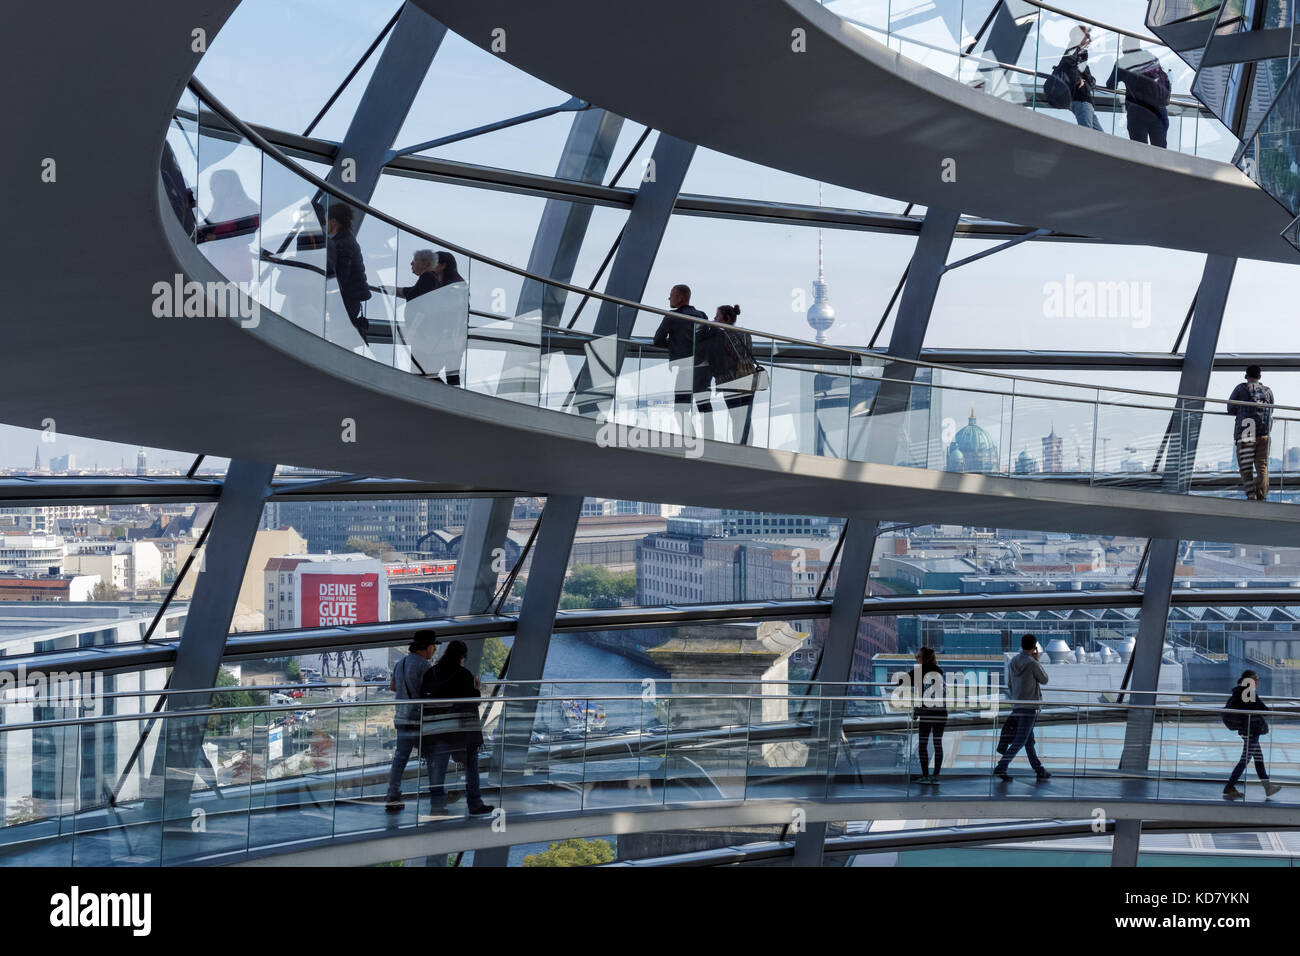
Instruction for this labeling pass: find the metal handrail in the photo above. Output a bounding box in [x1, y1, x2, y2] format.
[1, 689, 1293, 734]
[3, 675, 1266, 702]
[1017, 0, 1163, 44]
[183, 80, 1296, 420]
[838, 9, 1205, 111]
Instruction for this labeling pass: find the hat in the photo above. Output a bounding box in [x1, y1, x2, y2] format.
[409, 629, 439, 652]
[1068, 24, 1091, 48]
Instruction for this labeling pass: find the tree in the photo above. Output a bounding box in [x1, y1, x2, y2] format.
[284, 658, 301, 682]
[561, 564, 635, 609]
[345, 537, 388, 559]
[209, 668, 260, 734]
[479, 636, 508, 679]
[162, 566, 177, 586]
[90, 581, 122, 602]
[522, 838, 615, 867]
[390, 599, 423, 621]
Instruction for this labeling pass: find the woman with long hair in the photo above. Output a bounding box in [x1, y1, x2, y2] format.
[432, 250, 464, 287]
[401, 250, 468, 385]
[420, 639, 494, 815]
[1223, 669, 1282, 800]
[913, 645, 947, 785]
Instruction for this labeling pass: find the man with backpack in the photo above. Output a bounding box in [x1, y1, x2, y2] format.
[1222, 670, 1282, 800]
[1229, 365, 1275, 500]
[1106, 36, 1172, 148]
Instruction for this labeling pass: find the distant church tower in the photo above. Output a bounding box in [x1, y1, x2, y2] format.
[33, 446, 40, 472]
[806, 183, 835, 344]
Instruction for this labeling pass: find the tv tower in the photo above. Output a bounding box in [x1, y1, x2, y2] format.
[806, 182, 835, 344]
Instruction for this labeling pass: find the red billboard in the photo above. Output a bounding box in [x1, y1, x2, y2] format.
[299, 572, 380, 627]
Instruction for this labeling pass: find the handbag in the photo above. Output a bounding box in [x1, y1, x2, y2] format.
[725, 332, 769, 392]
[1044, 64, 1072, 109]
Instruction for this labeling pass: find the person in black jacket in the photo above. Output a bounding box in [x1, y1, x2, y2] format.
[387, 250, 465, 302]
[393, 249, 440, 302]
[653, 284, 710, 430]
[913, 646, 948, 784]
[1059, 25, 1103, 131]
[1106, 36, 1169, 147]
[421, 639, 494, 815]
[1223, 670, 1282, 800]
[698, 304, 757, 444]
[325, 203, 371, 342]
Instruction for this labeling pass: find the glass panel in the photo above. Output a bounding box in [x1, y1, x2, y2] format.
[257, 155, 327, 338]
[196, 112, 262, 295]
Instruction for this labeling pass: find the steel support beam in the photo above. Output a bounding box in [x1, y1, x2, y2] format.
[796, 207, 960, 866]
[475, 493, 583, 867]
[1112, 255, 1236, 867]
[570, 134, 696, 414]
[154, 460, 275, 838]
[591, 133, 696, 342]
[451, 496, 516, 675]
[516, 109, 625, 325]
[459, 110, 623, 669]
[850, 207, 962, 463]
[322, 3, 446, 205]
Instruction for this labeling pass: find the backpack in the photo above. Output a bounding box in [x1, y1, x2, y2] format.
[723, 331, 757, 381]
[1221, 697, 1247, 733]
[1044, 66, 1072, 109]
[1237, 380, 1273, 438]
[1125, 60, 1170, 109]
[1138, 60, 1171, 107]
[1222, 687, 1269, 735]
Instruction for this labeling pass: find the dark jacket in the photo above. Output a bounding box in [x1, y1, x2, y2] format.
[1229, 380, 1274, 441]
[1058, 50, 1096, 104]
[653, 305, 708, 361]
[1106, 54, 1163, 114]
[913, 664, 947, 720]
[703, 325, 755, 383]
[396, 270, 439, 302]
[1226, 684, 1270, 737]
[420, 661, 483, 750]
[325, 229, 370, 322]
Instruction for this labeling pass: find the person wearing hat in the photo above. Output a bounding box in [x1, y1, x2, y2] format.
[1059, 24, 1103, 131]
[384, 630, 439, 812]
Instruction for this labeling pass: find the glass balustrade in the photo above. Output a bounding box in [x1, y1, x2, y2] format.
[821, 0, 1235, 158]
[0, 680, 1296, 864]
[169, 88, 1296, 504]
